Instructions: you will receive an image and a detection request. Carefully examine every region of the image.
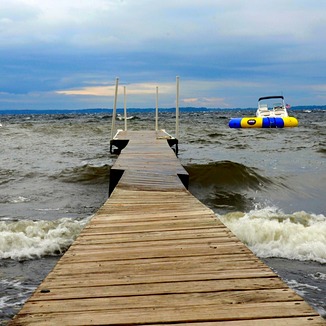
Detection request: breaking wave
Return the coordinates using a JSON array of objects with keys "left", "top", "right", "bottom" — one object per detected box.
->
[
  {"left": 218, "top": 207, "right": 326, "bottom": 263},
  {"left": 185, "top": 161, "right": 271, "bottom": 190},
  {"left": 53, "top": 164, "right": 110, "bottom": 184},
  {"left": 0, "top": 217, "right": 90, "bottom": 260},
  {"left": 185, "top": 161, "right": 273, "bottom": 212}
]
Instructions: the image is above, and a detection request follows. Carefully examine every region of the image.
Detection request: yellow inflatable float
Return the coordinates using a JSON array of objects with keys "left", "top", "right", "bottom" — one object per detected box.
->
[{"left": 229, "top": 116, "right": 298, "bottom": 128}]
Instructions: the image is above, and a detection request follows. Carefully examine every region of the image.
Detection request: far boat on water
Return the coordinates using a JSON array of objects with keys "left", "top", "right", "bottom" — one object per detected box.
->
[
  {"left": 256, "top": 96, "right": 288, "bottom": 117},
  {"left": 117, "top": 113, "right": 135, "bottom": 120},
  {"left": 229, "top": 95, "right": 298, "bottom": 128}
]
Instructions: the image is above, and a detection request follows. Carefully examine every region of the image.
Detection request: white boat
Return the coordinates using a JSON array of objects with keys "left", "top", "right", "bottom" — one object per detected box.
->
[
  {"left": 256, "top": 96, "right": 289, "bottom": 118},
  {"left": 117, "top": 113, "right": 135, "bottom": 120}
]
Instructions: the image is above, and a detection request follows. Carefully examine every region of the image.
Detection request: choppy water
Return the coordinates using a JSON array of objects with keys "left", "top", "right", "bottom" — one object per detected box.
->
[{"left": 0, "top": 108, "right": 325, "bottom": 323}]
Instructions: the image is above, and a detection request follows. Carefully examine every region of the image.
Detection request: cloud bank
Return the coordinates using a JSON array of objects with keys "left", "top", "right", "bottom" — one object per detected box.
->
[{"left": 1, "top": 0, "right": 326, "bottom": 109}]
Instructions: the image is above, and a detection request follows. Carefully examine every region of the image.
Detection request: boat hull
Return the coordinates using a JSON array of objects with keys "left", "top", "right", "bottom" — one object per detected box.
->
[{"left": 229, "top": 117, "right": 298, "bottom": 128}]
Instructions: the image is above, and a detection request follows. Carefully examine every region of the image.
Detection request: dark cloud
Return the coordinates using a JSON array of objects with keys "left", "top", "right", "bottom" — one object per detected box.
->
[{"left": 1, "top": 1, "right": 326, "bottom": 109}]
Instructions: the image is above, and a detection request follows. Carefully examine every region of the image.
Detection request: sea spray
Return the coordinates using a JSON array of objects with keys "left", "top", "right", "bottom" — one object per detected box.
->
[
  {"left": 0, "top": 217, "right": 90, "bottom": 260},
  {"left": 217, "top": 207, "right": 326, "bottom": 263}
]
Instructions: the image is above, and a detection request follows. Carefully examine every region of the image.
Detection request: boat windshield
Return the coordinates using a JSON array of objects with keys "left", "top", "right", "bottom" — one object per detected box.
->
[
  {"left": 258, "top": 97, "right": 284, "bottom": 109},
  {"left": 273, "top": 102, "right": 284, "bottom": 109}
]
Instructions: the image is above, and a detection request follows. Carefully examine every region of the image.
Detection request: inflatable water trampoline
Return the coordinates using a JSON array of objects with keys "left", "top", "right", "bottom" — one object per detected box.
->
[{"left": 229, "top": 96, "right": 298, "bottom": 128}]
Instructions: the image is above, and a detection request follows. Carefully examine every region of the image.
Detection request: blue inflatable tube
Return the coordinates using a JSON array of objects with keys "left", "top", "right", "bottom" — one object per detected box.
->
[{"left": 229, "top": 117, "right": 298, "bottom": 128}]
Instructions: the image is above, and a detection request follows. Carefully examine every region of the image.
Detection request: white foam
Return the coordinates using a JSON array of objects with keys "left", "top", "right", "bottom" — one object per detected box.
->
[
  {"left": 0, "top": 216, "right": 90, "bottom": 260},
  {"left": 217, "top": 207, "right": 326, "bottom": 263},
  {"left": 10, "top": 196, "right": 30, "bottom": 203},
  {"left": 287, "top": 279, "right": 321, "bottom": 293},
  {"left": 0, "top": 279, "right": 34, "bottom": 309},
  {"left": 310, "top": 272, "right": 326, "bottom": 281}
]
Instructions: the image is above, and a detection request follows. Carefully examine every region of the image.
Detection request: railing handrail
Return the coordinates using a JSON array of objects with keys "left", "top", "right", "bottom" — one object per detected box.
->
[
  {"left": 155, "top": 86, "right": 159, "bottom": 131},
  {"left": 110, "top": 77, "right": 180, "bottom": 140},
  {"left": 175, "top": 76, "right": 180, "bottom": 139},
  {"left": 110, "top": 77, "right": 119, "bottom": 140}
]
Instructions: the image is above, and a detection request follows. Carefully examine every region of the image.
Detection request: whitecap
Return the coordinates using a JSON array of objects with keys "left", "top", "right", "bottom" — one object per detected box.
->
[
  {"left": 310, "top": 272, "right": 326, "bottom": 281},
  {"left": 217, "top": 207, "right": 326, "bottom": 263},
  {"left": 0, "top": 216, "right": 91, "bottom": 260},
  {"left": 10, "top": 196, "right": 30, "bottom": 203},
  {"left": 0, "top": 279, "right": 34, "bottom": 309}
]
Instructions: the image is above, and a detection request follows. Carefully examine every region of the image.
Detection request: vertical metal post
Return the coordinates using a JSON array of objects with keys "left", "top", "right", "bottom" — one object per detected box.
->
[
  {"left": 124, "top": 86, "right": 127, "bottom": 131},
  {"left": 155, "top": 86, "right": 159, "bottom": 131},
  {"left": 175, "top": 76, "right": 180, "bottom": 139},
  {"left": 111, "top": 77, "right": 119, "bottom": 139}
]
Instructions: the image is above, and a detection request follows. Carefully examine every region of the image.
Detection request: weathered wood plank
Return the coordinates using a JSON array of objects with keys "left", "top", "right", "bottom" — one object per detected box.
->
[
  {"left": 49, "top": 258, "right": 271, "bottom": 277},
  {"left": 73, "top": 230, "right": 235, "bottom": 244},
  {"left": 40, "top": 270, "right": 278, "bottom": 290},
  {"left": 18, "top": 290, "right": 305, "bottom": 314},
  {"left": 28, "top": 277, "right": 287, "bottom": 300},
  {"left": 11, "top": 302, "right": 320, "bottom": 325}
]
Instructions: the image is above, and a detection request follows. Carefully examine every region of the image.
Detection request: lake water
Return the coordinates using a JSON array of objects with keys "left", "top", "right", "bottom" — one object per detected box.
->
[{"left": 0, "top": 107, "right": 325, "bottom": 324}]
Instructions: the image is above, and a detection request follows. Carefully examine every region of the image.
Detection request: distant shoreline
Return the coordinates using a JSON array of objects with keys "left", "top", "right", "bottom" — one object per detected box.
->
[{"left": 0, "top": 106, "right": 325, "bottom": 116}]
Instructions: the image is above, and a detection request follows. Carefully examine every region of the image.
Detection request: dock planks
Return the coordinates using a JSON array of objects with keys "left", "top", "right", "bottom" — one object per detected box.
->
[{"left": 9, "top": 130, "right": 325, "bottom": 325}]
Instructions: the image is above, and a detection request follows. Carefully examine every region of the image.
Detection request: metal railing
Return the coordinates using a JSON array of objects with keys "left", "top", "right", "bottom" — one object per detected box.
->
[{"left": 110, "top": 77, "right": 180, "bottom": 140}]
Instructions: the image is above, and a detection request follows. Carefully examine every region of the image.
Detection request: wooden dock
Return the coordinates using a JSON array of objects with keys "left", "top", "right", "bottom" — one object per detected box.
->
[{"left": 9, "top": 131, "right": 325, "bottom": 325}]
